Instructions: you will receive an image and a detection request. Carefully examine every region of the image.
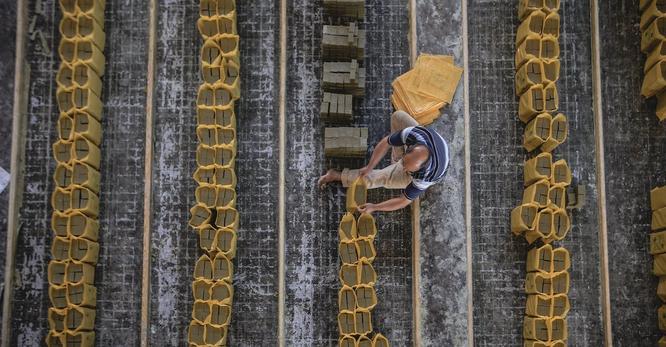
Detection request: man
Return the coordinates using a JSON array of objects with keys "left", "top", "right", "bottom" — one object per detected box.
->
[{"left": 318, "top": 110, "right": 450, "bottom": 214}]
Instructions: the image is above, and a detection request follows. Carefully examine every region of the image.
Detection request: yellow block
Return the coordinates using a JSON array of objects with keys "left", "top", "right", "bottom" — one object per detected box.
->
[
  {"left": 346, "top": 177, "right": 367, "bottom": 212},
  {"left": 654, "top": 207, "right": 666, "bottom": 231},
  {"left": 652, "top": 186, "right": 666, "bottom": 211}
]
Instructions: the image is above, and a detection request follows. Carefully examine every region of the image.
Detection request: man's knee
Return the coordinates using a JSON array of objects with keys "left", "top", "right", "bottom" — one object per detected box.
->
[{"left": 391, "top": 110, "right": 417, "bottom": 130}]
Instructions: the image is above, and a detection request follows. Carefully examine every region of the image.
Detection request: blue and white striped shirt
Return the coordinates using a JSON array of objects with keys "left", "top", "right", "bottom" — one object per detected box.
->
[{"left": 387, "top": 126, "right": 450, "bottom": 200}]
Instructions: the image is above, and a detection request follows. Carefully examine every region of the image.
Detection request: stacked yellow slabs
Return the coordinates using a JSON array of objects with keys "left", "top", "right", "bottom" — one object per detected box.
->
[
  {"left": 390, "top": 54, "right": 463, "bottom": 125},
  {"left": 512, "top": 1, "right": 575, "bottom": 346},
  {"left": 337, "top": 179, "right": 390, "bottom": 347},
  {"left": 47, "top": 1, "right": 107, "bottom": 346},
  {"left": 651, "top": 186, "right": 666, "bottom": 343},
  {"left": 641, "top": 0, "right": 666, "bottom": 121},
  {"left": 188, "top": 1, "right": 240, "bottom": 346}
]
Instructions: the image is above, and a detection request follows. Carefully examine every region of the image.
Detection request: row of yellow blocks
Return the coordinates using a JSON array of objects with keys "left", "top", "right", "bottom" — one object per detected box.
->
[
  {"left": 640, "top": 0, "right": 666, "bottom": 121},
  {"left": 47, "top": 1, "right": 107, "bottom": 346},
  {"left": 517, "top": 2, "right": 571, "bottom": 346},
  {"left": 189, "top": 1, "right": 240, "bottom": 346},
  {"left": 647, "top": 186, "right": 666, "bottom": 346}
]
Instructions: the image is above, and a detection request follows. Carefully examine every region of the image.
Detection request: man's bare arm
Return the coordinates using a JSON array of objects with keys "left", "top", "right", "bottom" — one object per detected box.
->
[
  {"left": 359, "top": 135, "right": 391, "bottom": 177},
  {"left": 357, "top": 196, "right": 412, "bottom": 214}
]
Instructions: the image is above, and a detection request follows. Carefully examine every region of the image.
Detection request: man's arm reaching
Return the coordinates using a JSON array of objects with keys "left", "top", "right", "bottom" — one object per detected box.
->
[
  {"left": 358, "top": 135, "right": 391, "bottom": 177},
  {"left": 357, "top": 195, "right": 412, "bottom": 214}
]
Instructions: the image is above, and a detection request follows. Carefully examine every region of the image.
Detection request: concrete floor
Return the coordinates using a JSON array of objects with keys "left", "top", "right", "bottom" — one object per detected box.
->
[{"left": 1, "top": 0, "right": 665, "bottom": 346}]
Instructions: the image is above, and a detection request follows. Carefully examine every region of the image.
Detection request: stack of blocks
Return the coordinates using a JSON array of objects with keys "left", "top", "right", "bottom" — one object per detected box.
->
[
  {"left": 337, "top": 179, "right": 390, "bottom": 347},
  {"left": 321, "top": 1, "right": 367, "bottom": 158},
  {"left": 640, "top": 0, "right": 666, "bottom": 121},
  {"left": 47, "top": 0, "right": 107, "bottom": 346},
  {"left": 650, "top": 186, "right": 666, "bottom": 345},
  {"left": 187, "top": 1, "right": 240, "bottom": 346},
  {"left": 511, "top": 1, "right": 573, "bottom": 346}
]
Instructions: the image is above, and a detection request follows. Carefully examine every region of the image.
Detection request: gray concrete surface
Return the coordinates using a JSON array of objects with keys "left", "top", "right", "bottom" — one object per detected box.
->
[{"left": 600, "top": 1, "right": 666, "bottom": 345}]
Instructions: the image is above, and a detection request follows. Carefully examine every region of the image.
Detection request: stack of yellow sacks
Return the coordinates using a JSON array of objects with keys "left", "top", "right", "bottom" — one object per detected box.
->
[
  {"left": 337, "top": 179, "right": 390, "bottom": 347},
  {"left": 649, "top": 186, "right": 666, "bottom": 345},
  {"left": 640, "top": 0, "right": 666, "bottom": 121},
  {"left": 47, "top": 0, "right": 107, "bottom": 346},
  {"left": 510, "top": 1, "right": 575, "bottom": 346},
  {"left": 187, "top": 0, "right": 240, "bottom": 346},
  {"left": 390, "top": 54, "right": 462, "bottom": 125}
]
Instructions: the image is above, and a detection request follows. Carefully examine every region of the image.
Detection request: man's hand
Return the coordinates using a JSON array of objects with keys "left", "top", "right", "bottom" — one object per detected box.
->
[
  {"left": 358, "top": 166, "right": 371, "bottom": 178},
  {"left": 357, "top": 203, "right": 376, "bottom": 214}
]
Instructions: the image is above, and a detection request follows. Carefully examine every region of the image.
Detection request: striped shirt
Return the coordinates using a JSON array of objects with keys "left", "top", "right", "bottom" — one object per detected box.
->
[{"left": 387, "top": 126, "right": 450, "bottom": 200}]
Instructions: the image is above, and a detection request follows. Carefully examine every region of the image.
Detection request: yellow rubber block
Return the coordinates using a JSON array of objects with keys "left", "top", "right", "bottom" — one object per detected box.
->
[
  {"left": 516, "top": 59, "right": 544, "bottom": 96},
  {"left": 49, "top": 260, "right": 68, "bottom": 286},
  {"left": 196, "top": 144, "right": 236, "bottom": 167},
  {"left": 523, "top": 113, "right": 551, "bottom": 152},
  {"left": 53, "top": 140, "right": 73, "bottom": 164},
  {"left": 200, "top": 0, "right": 236, "bottom": 18},
  {"left": 656, "top": 254, "right": 666, "bottom": 276},
  {"left": 193, "top": 165, "right": 237, "bottom": 187},
  {"left": 197, "top": 83, "right": 236, "bottom": 108},
  {"left": 52, "top": 187, "right": 73, "bottom": 214},
  {"left": 69, "top": 185, "right": 100, "bottom": 217},
  {"left": 654, "top": 207, "right": 666, "bottom": 231},
  {"left": 358, "top": 259, "right": 377, "bottom": 285},
  {"left": 645, "top": 42, "right": 666, "bottom": 74},
  {"left": 339, "top": 335, "right": 356, "bottom": 347},
  {"left": 642, "top": 16, "right": 666, "bottom": 53},
  {"left": 211, "top": 34, "right": 240, "bottom": 64},
  {"left": 657, "top": 90, "right": 666, "bottom": 121},
  {"left": 524, "top": 152, "right": 552, "bottom": 186},
  {"left": 511, "top": 203, "right": 539, "bottom": 235},
  {"left": 189, "top": 204, "right": 212, "bottom": 229},
  {"left": 63, "top": 331, "right": 95, "bottom": 347},
  {"left": 551, "top": 247, "right": 570, "bottom": 273},
  {"left": 70, "top": 136, "right": 101, "bottom": 170},
  {"left": 46, "top": 330, "right": 65, "bottom": 347},
  {"left": 194, "top": 255, "right": 214, "bottom": 281},
  {"left": 540, "top": 37, "right": 560, "bottom": 60},
  {"left": 50, "top": 285, "right": 69, "bottom": 310},
  {"left": 69, "top": 237, "right": 100, "bottom": 264},
  {"left": 195, "top": 184, "right": 236, "bottom": 208},
  {"left": 373, "top": 333, "right": 390, "bottom": 347},
  {"left": 515, "top": 34, "right": 541, "bottom": 69},
  {"left": 214, "top": 227, "right": 237, "bottom": 259},
  {"left": 526, "top": 244, "right": 553, "bottom": 274},
  {"left": 354, "top": 309, "right": 373, "bottom": 335},
  {"left": 192, "top": 300, "right": 211, "bottom": 324},
  {"left": 525, "top": 294, "right": 552, "bottom": 318},
  {"left": 201, "top": 39, "right": 224, "bottom": 67},
  {"left": 519, "top": 84, "right": 545, "bottom": 123},
  {"left": 74, "top": 0, "right": 106, "bottom": 28},
  {"left": 65, "top": 306, "right": 96, "bottom": 333},
  {"left": 550, "top": 159, "right": 571, "bottom": 187},
  {"left": 518, "top": 0, "right": 544, "bottom": 21},
  {"left": 551, "top": 271, "right": 569, "bottom": 295},
  {"left": 197, "top": 125, "right": 236, "bottom": 147},
  {"left": 211, "top": 252, "right": 234, "bottom": 282},
  {"left": 51, "top": 239, "right": 70, "bottom": 267},
  {"left": 357, "top": 335, "right": 372, "bottom": 347},
  {"left": 643, "top": 60, "right": 666, "bottom": 98},
  {"left": 544, "top": 208, "right": 570, "bottom": 243},
  {"left": 58, "top": 111, "right": 101, "bottom": 146},
  {"left": 72, "top": 161, "right": 101, "bottom": 192},
  {"left": 523, "top": 179, "right": 550, "bottom": 208},
  {"left": 339, "top": 212, "right": 358, "bottom": 241},
  {"left": 543, "top": 82, "right": 558, "bottom": 114},
  {"left": 542, "top": 59, "right": 560, "bottom": 84},
  {"left": 205, "top": 324, "right": 228, "bottom": 345},
  {"left": 652, "top": 231, "right": 666, "bottom": 255},
  {"left": 198, "top": 225, "right": 217, "bottom": 252},
  {"left": 339, "top": 240, "right": 360, "bottom": 264},
  {"left": 356, "top": 237, "right": 376, "bottom": 262},
  {"left": 525, "top": 342, "right": 549, "bottom": 347},
  {"left": 642, "top": 0, "right": 666, "bottom": 30},
  {"left": 357, "top": 212, "right": 376, "bottom": 239},
  {"left": 516, "top": 11, "right": 545, "bottom": 46},
  {"left": 338, "top": 311, "right": 356, "bottom": 335},
  {"left": 53, "top": 163, "right": 73, "bottom": 189},
  {"left": 197, "top": 13, "right": 237, "bottom": 39},
  {"left": 215, "top": 207, "right": 239, "bottom": 231},
  {"left": 525, "top": 208, "right": 554, "bottom": 244},
  {"left": 338, "top": 285, "right": 357, "bottom": 311},
  {"left": 548, "top": 185, "right": 566, "bottom": 210},
  {"left": 210, "top": 281, "right": 234, "bottom": 304},
  {"left": 57, "top": 62, "right": 102, "bottom": 97},
  {"left": 67, "top": 282, "right": 97, "bottom": 307},
  {"left": 65, "top": 260, "right": 96, "bottom": 285},
  {"left": 48, "top": 307, "right": 68, "bottom": 333},
  {"left": 209, "top": 302, "right": 231, "bottom": 326},
  {"left": 525, "top": 272, "right": 552, "bottom": 295},
  {"left": 59, "top": 39, "right": 106, "bottom": 77},
  {"left": 59, "top": 13, "right": 105, "bottom": 50},
  {"left": 541, "top": 113, "right": 568, "bottom": 153},
  {"left": 192, "top": 280, "right": 213, "bottom": 301},
  {"left": 340, "top": 263, "right": 359, "bottom": 287},
  {"left": 658, "top": 277, "right": 666, "bottom": 302},
  {"left": 550, "top": 317, "right": 567, "bottom": 341},
  {"left": 551, "top": 294, "right": 570, "bottom": 318},
  {"left": 355, "top": 285, "right": 377, "bottom": 310},
  {"left": 543, "top": 12, "right": 560, "bottom": 38},
  {"left": 523, "top": 316, "right": 550, "bottom": 341},
  {"left": 188, "top": 321, "right": 206, "bottom": 345},
  {"left": 207, "top": 58, "right": 241, "bottom": 99},
  {"left": 346, "top": 177, "right": 368, "bottom": 212},
  {"left": 653, "top": 186, "right": 666, "bottom": 211},
  {"left": 197, "top": 104, "right": 236, "bottom": 128},
  {"left": 57, "top": 112, "right": 75, "bottom": 142}
]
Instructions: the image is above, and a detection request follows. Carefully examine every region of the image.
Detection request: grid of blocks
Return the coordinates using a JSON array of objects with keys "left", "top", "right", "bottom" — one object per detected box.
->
[
  {"left": 337, "top": 179, "right": 389, "bottom": 347},
  {"left": 46, "top": 0, "right": 107, "bottom": 346},
  {"left": 640, "top": 0, "right": 666, "bottom": 121},
  {"left": 186, "top": 0, "right": 241, "bottom": 345},
  {"left": 510, "top": 1, "right": 574, "bottom": 346}
]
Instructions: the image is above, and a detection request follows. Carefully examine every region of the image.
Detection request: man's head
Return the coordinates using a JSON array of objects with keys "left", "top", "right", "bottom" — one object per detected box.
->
[{"left": 402, "top": 145, "right": 430, "bottom": 174}]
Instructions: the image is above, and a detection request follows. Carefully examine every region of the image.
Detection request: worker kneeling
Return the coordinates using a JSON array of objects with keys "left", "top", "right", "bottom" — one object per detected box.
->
[{"left": 318, "top": 110, "right": 450, "bottom": 214}]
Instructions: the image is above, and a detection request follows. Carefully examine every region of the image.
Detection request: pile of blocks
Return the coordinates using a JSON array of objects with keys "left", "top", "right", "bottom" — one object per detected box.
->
[
  {"left": 510, "top": 1, "right": 573, "bottom": 346},
  {"left": 650, "top": 186, "right": 666, "bottom": 345},
  {"left": 336, "top": 179, "right": 389, "bottom": 347},
  {"left": 640, "top": 0, "right": 666, "bottom": 121},
  {"left": 321, "top": 1, "right": 367, "bottom": 158},
  {"left": 187, "top": 1, "right": 240, "bottom": 345},
  {"left": 47, "top": 1, "right": 107, "bottom": 346}
]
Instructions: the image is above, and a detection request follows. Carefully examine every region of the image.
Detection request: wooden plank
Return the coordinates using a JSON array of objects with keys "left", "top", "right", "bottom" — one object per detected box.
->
[
  {"left": 139, "top": 0, "right": 158, "bottom": 345},
  {"left": 1, "top": 0, "right": 28, "bottom": 346},
  {"left": 278, "top": 0, "right": 287, "bottom": 344},
  {"left": 590, "top": 0, "right": 613, "bottom": 344}
]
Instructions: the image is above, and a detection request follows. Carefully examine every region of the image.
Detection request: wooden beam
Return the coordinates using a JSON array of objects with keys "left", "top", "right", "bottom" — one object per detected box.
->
[
  {"left": 590, "top": 0, "right": 613, "bottom": 345},
  {"left": 1, "top": 0, "right": 28, "bottom": 346},
  {"left": 139, "top": 0, "right": 158, "bottom": 345},
  {"left": 277, "top": 0, "right": 287, "bottom": 345}
]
